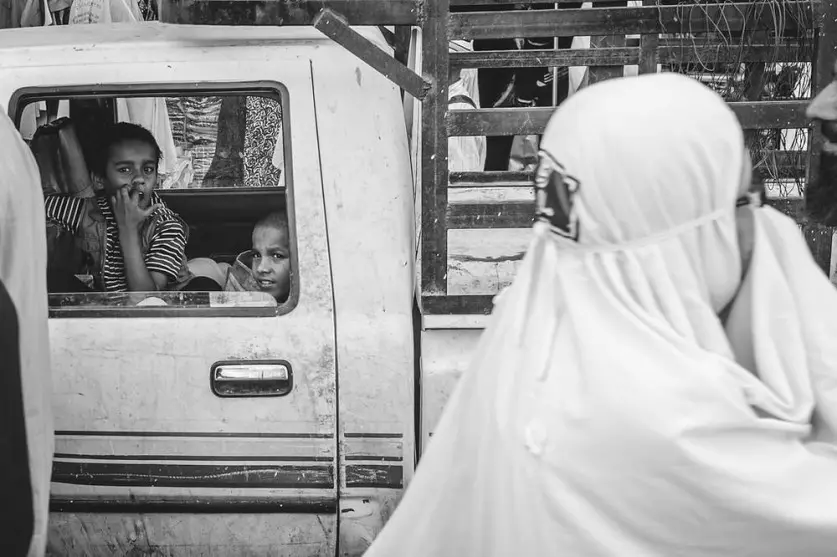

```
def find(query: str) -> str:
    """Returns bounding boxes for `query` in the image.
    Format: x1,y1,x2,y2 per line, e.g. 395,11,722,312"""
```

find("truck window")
12,87,295,317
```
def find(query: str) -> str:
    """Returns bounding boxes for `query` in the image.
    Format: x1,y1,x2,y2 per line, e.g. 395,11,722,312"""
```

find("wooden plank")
421,0,450,296
450,153,807,188
450,170,533,187
806,0,837,225
421,294,495,315
588,48,625,82
447,200,534,229
734,100,810,130
448,107,550,137
448,194,804,231
807,151,837,224
448,180,532,189
658,44,807,65
448,101,810,137
769,198,807,221
160,0,419,25
449,44,806,71
448,2,812,40
393,25,411,67
804,223,834,273
451,0,586,5
450,47,641,70
313,8,430,100
588,1,628,85
638,0,658,74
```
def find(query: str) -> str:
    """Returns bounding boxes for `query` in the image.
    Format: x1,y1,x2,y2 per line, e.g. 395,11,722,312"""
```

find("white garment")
70,0,178,175
69,0,141,23
0,106,53,557
366,73,837,556
568,1,651,97
448,79,486,173
19,101,71,141
449,39,480,105
115,96,178,175
568,7,591,96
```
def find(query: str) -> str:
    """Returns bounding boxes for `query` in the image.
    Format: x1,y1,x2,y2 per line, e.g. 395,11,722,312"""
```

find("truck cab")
1,22,463,555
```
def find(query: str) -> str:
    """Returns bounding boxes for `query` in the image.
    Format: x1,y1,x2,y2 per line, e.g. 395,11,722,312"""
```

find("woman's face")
717,149,759,323
735,149,760,275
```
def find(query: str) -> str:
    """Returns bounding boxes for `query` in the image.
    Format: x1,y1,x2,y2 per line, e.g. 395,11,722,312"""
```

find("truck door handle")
210,361,293,397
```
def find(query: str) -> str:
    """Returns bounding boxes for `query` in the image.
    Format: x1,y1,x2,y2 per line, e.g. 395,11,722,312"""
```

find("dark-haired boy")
233,211,291,302
44,122,191,292
187,211,291,304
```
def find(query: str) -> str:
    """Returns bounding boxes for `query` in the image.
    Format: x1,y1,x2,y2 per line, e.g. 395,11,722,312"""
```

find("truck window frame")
10,81,299,319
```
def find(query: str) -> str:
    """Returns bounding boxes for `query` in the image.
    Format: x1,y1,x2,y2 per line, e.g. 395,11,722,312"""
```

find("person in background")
364,73,837,557
0,0,46,28
0,106,53,557
458,3,516,171
450,2,583,171
448,62,486,173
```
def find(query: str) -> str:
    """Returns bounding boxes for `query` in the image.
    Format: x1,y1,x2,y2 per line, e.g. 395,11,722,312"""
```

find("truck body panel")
0,23,427,556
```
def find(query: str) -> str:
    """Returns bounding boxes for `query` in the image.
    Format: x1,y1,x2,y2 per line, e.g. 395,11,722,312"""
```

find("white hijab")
366,73,837,557
0,106,53,556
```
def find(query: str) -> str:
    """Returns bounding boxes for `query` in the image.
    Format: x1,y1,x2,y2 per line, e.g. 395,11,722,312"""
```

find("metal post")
420,0,450,298
807,0,837,226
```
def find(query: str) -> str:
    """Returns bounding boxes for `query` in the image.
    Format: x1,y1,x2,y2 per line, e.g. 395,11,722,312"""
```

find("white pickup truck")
0,21,508,556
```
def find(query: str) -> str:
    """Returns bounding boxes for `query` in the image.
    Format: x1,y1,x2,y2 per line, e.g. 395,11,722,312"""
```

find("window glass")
15,89,293,316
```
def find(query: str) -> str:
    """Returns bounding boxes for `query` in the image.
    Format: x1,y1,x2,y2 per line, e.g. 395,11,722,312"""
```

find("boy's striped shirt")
44,192,186,292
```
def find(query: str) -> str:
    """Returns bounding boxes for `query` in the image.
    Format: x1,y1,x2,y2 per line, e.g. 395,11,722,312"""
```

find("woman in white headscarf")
366,72,837,557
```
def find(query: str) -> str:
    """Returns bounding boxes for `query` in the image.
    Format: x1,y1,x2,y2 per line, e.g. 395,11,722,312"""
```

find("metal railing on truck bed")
161,0,837,315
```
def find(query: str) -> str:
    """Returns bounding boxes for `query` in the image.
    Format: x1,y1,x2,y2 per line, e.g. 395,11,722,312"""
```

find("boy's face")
101,140,158,210
251,223,291,302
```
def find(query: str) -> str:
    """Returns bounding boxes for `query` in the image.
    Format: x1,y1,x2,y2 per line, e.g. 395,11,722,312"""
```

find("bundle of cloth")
366,72,837,557
70,0,179,179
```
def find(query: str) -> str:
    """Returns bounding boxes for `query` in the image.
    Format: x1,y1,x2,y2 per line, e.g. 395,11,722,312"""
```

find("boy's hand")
111,188,160,232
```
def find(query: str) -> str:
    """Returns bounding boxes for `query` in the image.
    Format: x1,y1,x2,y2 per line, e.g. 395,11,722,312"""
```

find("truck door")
4,56,338,555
